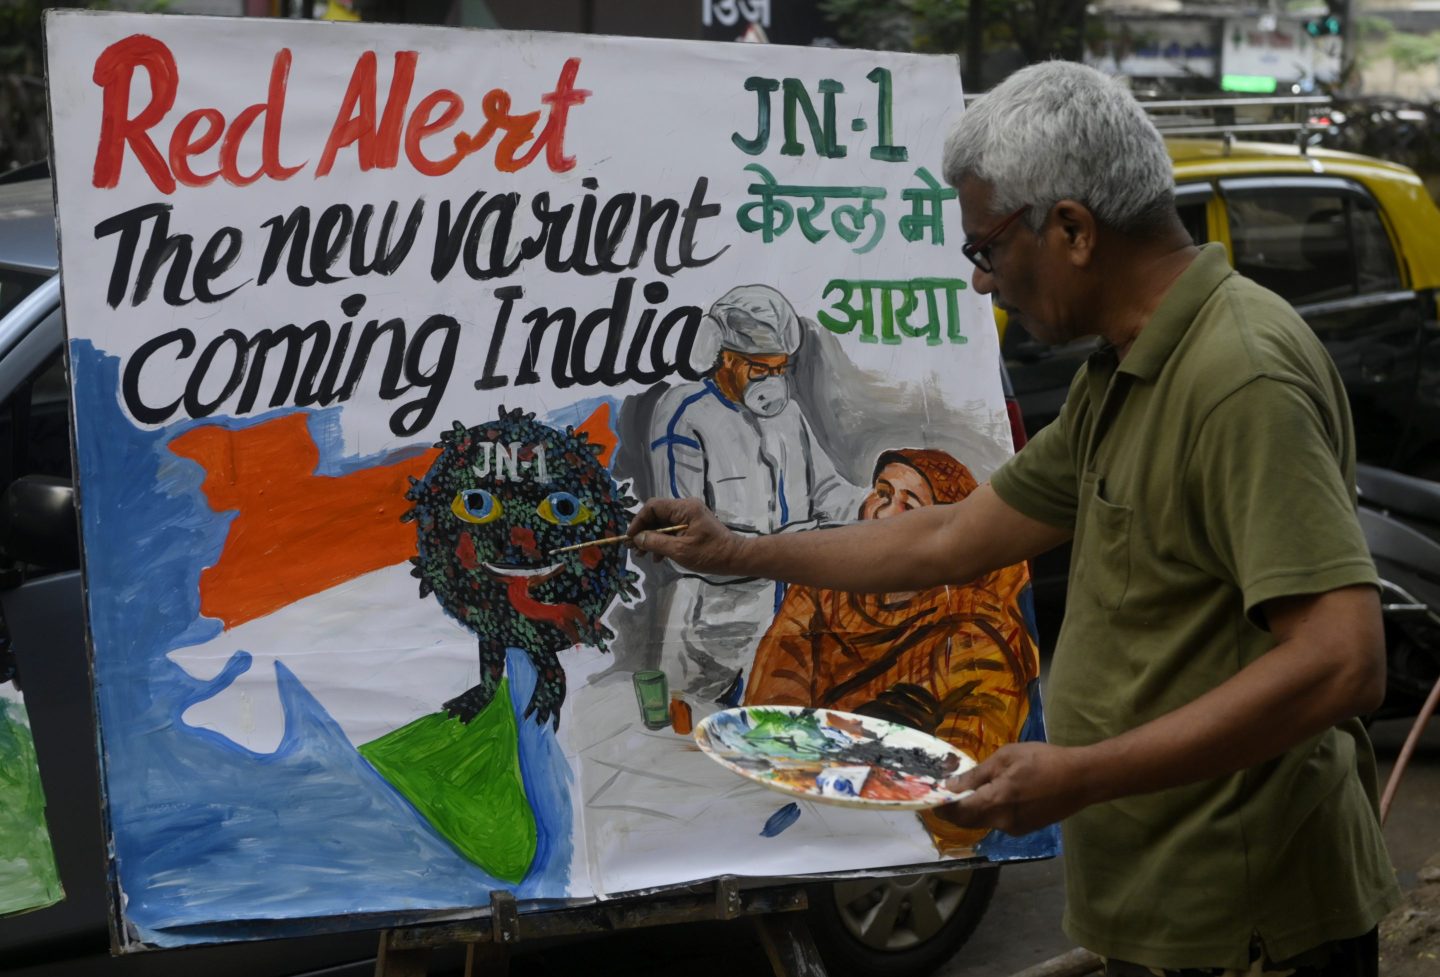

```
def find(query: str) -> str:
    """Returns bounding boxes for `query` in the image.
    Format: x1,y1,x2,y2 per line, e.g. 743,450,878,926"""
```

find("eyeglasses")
742,360,787,380
962,204,1031,275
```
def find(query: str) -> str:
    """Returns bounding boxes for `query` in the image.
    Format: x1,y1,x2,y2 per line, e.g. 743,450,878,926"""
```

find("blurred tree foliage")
1,1,95,174
1324,14,1440,196
818,0,1087,63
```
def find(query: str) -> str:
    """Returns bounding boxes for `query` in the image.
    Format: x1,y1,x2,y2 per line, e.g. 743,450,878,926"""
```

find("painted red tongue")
505,575,584,644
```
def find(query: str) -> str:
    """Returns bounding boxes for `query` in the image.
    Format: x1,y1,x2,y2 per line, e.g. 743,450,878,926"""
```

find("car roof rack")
1142,94,1335,156
963,92,1334,156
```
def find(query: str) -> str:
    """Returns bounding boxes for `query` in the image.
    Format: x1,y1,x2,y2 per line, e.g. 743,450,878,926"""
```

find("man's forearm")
733,484,1070,593
734,505,960,592
630,484,1070,593
946,586,1385,836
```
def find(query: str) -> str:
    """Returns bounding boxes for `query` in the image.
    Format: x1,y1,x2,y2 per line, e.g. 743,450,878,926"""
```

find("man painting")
630,61,1397,977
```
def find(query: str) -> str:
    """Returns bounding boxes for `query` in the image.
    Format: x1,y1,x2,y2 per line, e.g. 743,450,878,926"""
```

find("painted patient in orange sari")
743,448,1039,855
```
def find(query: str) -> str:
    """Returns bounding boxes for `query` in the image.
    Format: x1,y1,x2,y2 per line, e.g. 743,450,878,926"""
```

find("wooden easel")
373,877,828,976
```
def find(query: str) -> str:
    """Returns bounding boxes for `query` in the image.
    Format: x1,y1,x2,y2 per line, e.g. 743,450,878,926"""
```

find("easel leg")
464,940,511,977
374,931,432,977
751,912,830,977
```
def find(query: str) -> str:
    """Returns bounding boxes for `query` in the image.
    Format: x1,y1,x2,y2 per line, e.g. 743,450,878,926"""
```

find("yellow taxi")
1004,138,1440,480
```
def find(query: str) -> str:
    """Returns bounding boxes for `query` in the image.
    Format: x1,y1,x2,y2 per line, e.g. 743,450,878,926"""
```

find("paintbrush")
550,524,689,555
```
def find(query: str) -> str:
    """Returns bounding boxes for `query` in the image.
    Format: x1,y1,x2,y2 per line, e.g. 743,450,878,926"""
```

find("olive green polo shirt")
991,243,1400,969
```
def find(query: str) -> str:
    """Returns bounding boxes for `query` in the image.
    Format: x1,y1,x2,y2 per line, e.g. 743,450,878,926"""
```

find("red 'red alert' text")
91,34,591,194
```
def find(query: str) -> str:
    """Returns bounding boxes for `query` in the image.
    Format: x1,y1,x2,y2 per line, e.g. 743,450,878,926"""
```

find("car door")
1217,175,1426,470
0,280,379,976
0,280,102,964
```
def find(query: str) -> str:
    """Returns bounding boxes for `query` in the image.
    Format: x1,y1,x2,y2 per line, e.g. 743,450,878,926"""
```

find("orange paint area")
573,401,616,466
167,405,619,631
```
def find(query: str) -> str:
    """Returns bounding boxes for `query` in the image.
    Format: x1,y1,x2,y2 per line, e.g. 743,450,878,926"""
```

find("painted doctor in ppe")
648,284,865,703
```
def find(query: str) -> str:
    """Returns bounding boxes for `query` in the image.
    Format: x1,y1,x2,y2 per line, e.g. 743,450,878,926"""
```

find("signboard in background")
1085,18,1219,80
1222,15,1341,88
700,0,832,46
45,10,1054,949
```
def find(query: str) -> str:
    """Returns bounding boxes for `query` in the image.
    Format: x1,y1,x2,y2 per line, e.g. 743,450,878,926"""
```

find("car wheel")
806,867,998,977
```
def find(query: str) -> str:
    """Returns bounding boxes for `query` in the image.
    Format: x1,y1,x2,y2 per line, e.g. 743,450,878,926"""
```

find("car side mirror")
0,474,79,572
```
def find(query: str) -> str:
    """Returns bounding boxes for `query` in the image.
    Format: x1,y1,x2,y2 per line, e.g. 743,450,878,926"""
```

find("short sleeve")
1186,376,1377,625
990,400,1081,531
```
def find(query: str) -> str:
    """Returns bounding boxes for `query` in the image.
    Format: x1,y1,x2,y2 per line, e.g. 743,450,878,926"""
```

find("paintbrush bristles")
549,524,688,555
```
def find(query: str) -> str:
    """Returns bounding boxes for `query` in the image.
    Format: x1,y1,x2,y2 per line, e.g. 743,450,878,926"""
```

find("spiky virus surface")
403,408,639,729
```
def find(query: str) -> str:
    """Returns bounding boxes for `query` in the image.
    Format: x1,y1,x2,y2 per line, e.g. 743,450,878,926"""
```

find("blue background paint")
72,341,575,946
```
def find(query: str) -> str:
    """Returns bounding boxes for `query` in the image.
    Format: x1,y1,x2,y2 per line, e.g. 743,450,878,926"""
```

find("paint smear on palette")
694,706,975,811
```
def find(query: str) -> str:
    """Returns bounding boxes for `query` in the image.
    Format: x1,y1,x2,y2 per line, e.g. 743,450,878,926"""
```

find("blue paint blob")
717,671,745,709
760,802,801,838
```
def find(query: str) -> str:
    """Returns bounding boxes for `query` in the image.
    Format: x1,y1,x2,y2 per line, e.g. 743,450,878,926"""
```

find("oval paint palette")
694,706,976,810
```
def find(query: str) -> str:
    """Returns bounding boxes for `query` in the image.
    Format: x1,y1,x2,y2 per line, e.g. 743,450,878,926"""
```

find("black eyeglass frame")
962,204,1032,274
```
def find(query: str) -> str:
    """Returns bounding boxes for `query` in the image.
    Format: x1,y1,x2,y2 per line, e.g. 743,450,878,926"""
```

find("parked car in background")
0,175,382,977
1009,139,1440,622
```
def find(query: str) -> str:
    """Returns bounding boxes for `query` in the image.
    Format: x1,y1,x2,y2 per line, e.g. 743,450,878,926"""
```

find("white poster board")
45,10,1055,947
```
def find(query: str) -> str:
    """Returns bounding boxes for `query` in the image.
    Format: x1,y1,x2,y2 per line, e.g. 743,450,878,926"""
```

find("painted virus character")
403,408,640,730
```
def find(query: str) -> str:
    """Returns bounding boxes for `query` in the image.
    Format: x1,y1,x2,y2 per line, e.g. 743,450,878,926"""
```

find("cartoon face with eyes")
403,408,639,730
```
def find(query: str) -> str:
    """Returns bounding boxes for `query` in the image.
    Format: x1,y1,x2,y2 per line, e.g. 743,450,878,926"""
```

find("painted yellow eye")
452,489,502,525
537,492,593,526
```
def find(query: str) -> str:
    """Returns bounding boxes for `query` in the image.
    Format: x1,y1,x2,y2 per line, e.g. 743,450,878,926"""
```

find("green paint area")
359,680,536,882
0,696,63,916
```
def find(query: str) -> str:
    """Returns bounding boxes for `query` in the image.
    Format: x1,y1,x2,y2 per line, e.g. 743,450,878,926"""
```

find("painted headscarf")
871,448,978,506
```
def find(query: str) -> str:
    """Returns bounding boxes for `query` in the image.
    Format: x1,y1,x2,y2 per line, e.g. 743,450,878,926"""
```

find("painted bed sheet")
0,682,63,917
45,11,1058,947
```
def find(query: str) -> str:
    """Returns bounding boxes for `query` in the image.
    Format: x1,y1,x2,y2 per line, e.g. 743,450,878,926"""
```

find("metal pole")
1328,0,1357,91
1379,671,1440,825
965,0,984,96
1007,947,1104,977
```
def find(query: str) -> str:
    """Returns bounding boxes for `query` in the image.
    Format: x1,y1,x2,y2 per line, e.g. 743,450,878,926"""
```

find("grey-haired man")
630,62,1397,976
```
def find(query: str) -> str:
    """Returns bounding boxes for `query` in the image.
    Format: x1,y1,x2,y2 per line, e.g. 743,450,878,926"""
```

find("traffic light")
1305,14,1342,37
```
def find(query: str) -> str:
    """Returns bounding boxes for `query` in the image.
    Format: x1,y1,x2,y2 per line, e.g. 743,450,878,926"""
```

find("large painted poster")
46,10,1056,947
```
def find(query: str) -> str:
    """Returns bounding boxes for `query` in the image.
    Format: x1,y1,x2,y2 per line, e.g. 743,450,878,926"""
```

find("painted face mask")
743,376,789,417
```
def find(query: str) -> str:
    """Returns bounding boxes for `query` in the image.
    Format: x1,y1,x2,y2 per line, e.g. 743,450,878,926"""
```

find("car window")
0,351,71,493
1224,186,1403,306
1351,195,1403,295
0,270,45,321
1176,199,1208,245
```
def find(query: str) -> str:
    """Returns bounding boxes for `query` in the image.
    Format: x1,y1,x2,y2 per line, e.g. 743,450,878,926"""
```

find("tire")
805,867,999,977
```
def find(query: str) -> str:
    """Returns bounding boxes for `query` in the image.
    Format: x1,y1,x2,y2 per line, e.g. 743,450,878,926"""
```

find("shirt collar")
1112,242,1233,381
